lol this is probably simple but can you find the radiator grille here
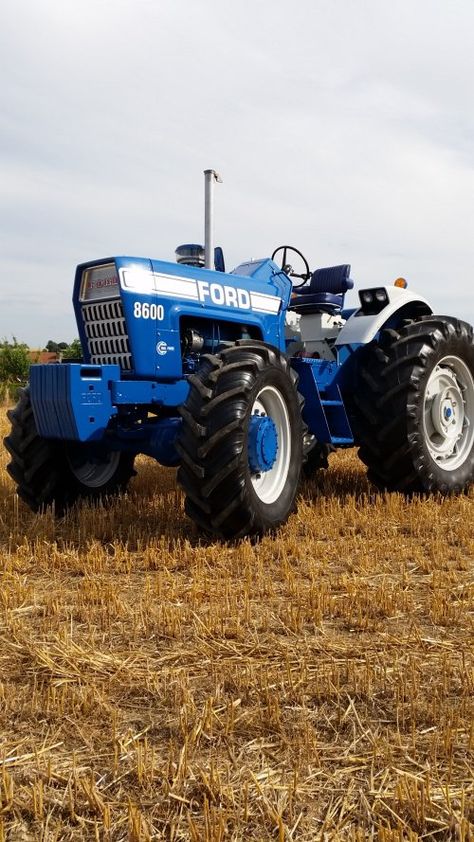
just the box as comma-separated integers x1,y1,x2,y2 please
81,298,132,370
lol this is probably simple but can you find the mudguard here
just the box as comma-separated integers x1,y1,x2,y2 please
334,285,432,347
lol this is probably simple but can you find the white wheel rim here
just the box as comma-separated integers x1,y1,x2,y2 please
422,355,474,471
249,385,291,504
67,449,122,488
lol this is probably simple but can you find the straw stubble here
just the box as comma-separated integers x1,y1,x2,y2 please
0,410,473,840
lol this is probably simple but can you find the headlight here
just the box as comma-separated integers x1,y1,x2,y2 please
359,287,389,314
360,290,374,305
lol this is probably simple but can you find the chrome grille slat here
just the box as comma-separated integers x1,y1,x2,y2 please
81,296,132,370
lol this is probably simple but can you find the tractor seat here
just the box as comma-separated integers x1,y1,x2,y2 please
290,264,353,315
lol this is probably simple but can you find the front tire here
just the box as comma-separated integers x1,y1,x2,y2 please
176,342,304,539
4,387,135,513
354,317,474,493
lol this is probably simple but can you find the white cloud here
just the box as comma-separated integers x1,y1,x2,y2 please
0,0,473,342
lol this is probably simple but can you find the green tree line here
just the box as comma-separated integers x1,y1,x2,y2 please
0,338,83,402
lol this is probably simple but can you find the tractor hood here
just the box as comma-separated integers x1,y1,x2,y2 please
72,256,291,379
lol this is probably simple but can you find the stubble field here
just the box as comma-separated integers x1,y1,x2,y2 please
0,407,473,841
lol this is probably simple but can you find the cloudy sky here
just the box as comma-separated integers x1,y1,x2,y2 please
1,0,474,346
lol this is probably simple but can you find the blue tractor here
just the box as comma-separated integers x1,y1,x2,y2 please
5,171,474,539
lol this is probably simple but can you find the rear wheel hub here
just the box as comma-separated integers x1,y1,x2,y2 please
423,356,474,469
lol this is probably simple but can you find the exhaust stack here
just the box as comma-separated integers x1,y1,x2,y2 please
204,169,222,269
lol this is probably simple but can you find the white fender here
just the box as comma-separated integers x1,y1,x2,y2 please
334,286,432,347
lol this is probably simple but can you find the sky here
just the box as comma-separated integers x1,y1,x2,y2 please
1,0,474,346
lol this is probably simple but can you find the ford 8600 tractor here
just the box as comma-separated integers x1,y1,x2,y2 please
5,171,474,539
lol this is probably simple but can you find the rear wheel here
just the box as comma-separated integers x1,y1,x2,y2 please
354,317,474,493
176,341,305,539
4,387,135,513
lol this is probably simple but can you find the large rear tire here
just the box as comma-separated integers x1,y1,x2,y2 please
4,387,135,513
176,341,305,539
354,317,474,493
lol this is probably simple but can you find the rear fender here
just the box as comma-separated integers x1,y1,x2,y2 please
334,286,432,347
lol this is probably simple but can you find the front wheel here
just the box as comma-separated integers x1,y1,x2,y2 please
4,387,136,513
354,317,474,493
176,341,305,539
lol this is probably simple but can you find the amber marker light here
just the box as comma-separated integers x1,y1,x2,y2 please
394,277,408,289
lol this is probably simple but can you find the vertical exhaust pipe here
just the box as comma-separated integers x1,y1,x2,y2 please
204,169,222,270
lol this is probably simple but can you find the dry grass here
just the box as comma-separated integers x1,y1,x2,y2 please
1,408,474,841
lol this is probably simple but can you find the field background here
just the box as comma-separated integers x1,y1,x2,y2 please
1,407,473,841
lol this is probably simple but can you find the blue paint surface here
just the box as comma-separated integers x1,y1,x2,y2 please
29,254,378,461
248,415,278,473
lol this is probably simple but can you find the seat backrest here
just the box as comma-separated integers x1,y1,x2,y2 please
309,264,353,295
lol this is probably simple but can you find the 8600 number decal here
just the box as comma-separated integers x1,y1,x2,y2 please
133,302,165,320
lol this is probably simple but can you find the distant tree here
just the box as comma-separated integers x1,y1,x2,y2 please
62,339,83,361
0,339,31,401
45,340,68,353
0,338,30,384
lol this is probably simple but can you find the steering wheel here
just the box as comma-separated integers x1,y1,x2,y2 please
271,245,311,287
